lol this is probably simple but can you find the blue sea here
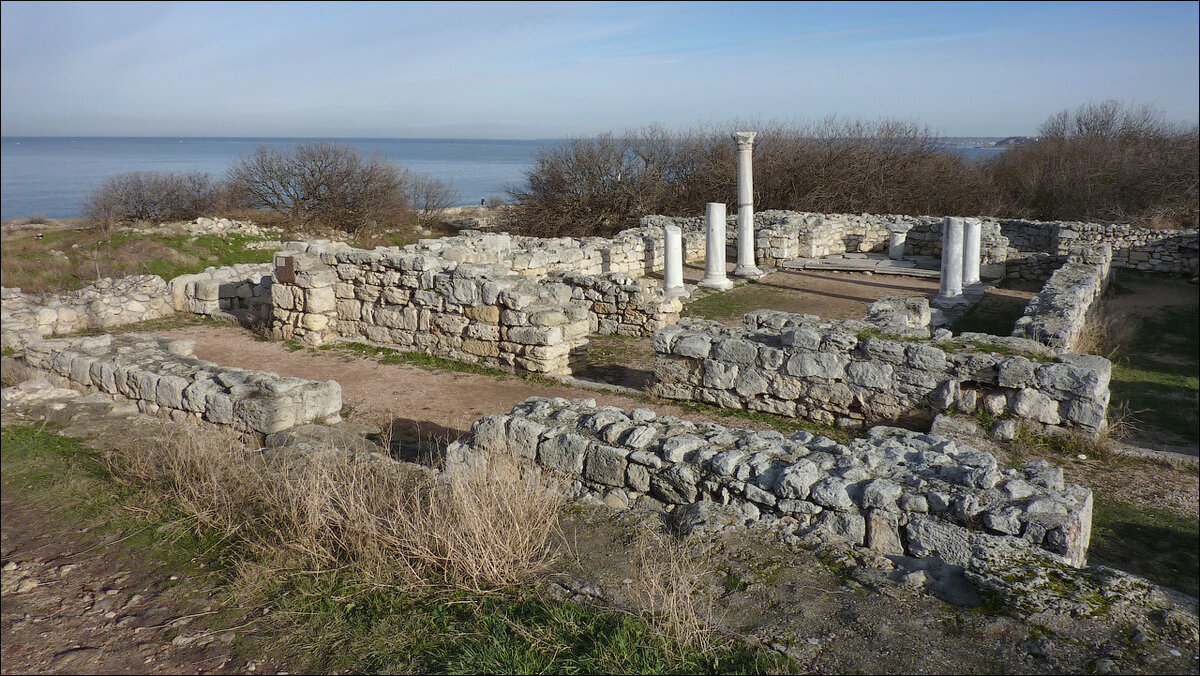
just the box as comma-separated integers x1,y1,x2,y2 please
0,136,1005,221
0,137,562,221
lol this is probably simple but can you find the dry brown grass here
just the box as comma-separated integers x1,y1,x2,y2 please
102,423,563,591
627,524,716,651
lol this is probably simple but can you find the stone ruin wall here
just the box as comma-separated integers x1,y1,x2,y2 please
449,396,1093,567
405,226,706,278
643,210,1198,282
19,333,342,434
1013,243,1114,351
651,303,1112,439
1,275,175,350
269,241,682,375
168,263,274,321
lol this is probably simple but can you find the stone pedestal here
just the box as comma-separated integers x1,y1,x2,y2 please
732,131,763,278
663,224,689,299
939,217,964,299
699,202,734,290
962,218,982,286
886,222,914,260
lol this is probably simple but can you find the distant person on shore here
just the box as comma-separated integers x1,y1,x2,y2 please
480,197,486,206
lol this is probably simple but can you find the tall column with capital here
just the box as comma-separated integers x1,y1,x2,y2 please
732,131,763,278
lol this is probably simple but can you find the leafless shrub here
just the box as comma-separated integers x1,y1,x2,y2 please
225,141,455,234
398,169,458,226
627,525,715,651
81,171,218,233
503,120,1001,237
993,101,1199,228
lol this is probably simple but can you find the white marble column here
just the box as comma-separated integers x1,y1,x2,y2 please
699,202,733,290
939,217,965,298
731,131,763,278
962,218,982,286
886,222,913,260
663,224,689,298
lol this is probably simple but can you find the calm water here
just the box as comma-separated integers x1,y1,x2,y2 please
0,136,1005,221
0,137,561,220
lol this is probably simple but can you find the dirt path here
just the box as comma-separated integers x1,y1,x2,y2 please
156,326,764,441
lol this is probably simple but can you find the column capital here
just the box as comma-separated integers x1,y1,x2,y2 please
731,131,757,150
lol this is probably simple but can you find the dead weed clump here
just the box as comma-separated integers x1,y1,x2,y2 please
628,525,716,651
103,424,563,591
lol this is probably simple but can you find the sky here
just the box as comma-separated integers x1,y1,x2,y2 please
1,1,1197,138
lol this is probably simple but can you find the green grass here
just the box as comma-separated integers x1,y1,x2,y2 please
2,423,791,674
1090,497,1200,597
680,282,773,323
118,232,275,280
1107,303,1200,444
269,574,785,674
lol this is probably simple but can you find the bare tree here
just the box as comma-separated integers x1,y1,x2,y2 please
81,171,217,233
994,101,1198,227
226,142,411,233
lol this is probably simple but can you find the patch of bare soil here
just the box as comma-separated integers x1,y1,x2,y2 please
1,480,275,675
154,326,782,443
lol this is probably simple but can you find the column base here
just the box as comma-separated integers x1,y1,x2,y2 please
664,286,691,300
732,265,764,278
698,276,734,291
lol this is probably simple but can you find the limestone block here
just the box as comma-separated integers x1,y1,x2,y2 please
865,509,904,554
816,511,866,545
584,444,628,487
305,286,336,314
650,465,699,504
538,432,588,474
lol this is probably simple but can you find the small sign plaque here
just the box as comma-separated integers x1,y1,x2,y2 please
275,255,295,283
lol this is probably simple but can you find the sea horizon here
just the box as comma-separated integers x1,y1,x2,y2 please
0,135,1009,221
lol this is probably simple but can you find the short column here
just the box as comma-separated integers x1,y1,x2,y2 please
962,218,982,286
732,131,763,278
939,217,964,299
699,202,734,290
886,222,913,260
663,224,689,299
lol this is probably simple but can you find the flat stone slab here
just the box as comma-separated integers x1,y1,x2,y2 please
876,267,941,278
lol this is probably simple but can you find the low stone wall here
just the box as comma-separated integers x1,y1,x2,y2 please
406,225,706,278
270,240,681,373
1002,219,1198,276
652,303,1111,438
553,271,682,337
1013,244,1113,350
642,211,1010,277
449,397,1093,567
19,333,342,434
1,276,174,349
271,245,589,373
168,263,274,320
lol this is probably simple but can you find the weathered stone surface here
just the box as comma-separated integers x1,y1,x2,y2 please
20,333,339,434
